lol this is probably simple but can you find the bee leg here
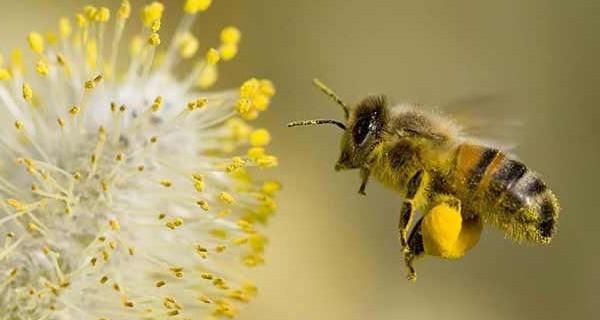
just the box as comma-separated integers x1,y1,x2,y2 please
398,169,425,252
405,217,425,282
358,166,370,195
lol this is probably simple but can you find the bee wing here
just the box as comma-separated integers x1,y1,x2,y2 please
441,94,524,152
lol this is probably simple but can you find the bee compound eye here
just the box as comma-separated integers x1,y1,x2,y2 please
352,117,371,145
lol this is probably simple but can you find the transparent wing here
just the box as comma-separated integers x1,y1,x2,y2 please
439,94,526,152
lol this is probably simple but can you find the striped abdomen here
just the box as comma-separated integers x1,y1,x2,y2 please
451,144,559,244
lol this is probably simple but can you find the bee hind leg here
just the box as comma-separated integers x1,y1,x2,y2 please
404,217,425,282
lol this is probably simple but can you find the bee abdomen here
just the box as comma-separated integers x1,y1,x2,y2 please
453,144,559,243
488,158,560,243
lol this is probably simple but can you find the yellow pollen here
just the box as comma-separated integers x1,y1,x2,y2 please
27,32,45,54
252,94,270,111
47,32,58,45
151,19,161,33
148,33,161,46
156,280,166,288
123,300,134,308
196,200,209,211
219,192,235,205
215,244,226,253
14,120,24,130
184,0,212,14
240,78,259,98
257,155,278,168
247,147,265,160
261,181,282,195
179,32,199,58
249,129,271,147
35,60,49,76
196,64,217,88
59,18,72,38
193,180,204,192
219,43,238,61
118,0,131,19
160,180,172,188
151,96,163,112
69,106,81,116
205,48,220,65
100,276,108,284
76,14,87,28
142,2,164,28
83,5,98,20
108,219,121,230
96,7,110,22
0,68,11,81
220,26,241,45
150,136,158,144
165,217,184,230
235,98,251,115
22,83,33,102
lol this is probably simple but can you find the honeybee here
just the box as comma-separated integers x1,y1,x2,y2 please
288,79,560,281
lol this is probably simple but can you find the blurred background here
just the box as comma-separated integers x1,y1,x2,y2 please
2,0,598,319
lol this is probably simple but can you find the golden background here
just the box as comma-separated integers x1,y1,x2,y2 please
2,0,598,319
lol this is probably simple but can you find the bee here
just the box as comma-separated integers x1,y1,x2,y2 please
288,79,560,281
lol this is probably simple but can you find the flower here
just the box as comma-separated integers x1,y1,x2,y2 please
0,1,279,319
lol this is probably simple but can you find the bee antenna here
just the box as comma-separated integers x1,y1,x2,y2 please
287,119,347,130
312,78,350,120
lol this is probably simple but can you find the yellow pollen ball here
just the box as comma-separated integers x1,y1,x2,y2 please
27,32,45,54
196,64,217,88
205,48,220,65
219,43,238,61
235,98,251,115
14,120,24,130
83,5,98,20
76,14,87,28
249,129,271,147
46,32,58,45
119,0,131,19
247,147,265,160
259,79,276,96
22,83,33,101
184,0,212,14
0,68,11,81
219,192,235,205
148,33,161,46
59,18,72,38
240,78,259,98
151,19,161,32
179,32,199,59
96,7,111,22
252,94,270,111
220,26,241,45
142,2,164,27
35,60,49,76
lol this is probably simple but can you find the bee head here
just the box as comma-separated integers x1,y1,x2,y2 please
288,79,389,171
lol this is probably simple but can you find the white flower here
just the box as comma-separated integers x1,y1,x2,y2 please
0,1,279,319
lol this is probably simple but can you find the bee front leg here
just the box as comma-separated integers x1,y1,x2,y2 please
358,166,370,195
